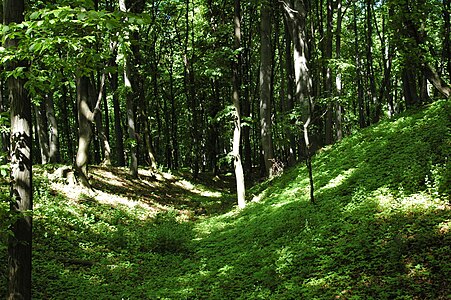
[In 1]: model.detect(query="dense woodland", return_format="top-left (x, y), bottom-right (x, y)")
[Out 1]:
top-left (1, 0), bottom-right (450, 298)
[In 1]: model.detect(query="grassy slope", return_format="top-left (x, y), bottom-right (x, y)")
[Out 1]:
top-left (185, 100), bottom-right (450, 299)
top-left (0, 100), bottom-right (450, 299)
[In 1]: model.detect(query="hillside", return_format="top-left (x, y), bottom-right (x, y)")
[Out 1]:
top-left (1, 100), bottom-right (450, 299)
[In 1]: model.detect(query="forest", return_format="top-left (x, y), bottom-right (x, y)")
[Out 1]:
top-left (1, 0), bottom-right (450, 299)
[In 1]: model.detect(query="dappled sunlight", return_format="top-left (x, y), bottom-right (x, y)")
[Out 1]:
top-left (319, 168), bottom-right (356, 192)
top-left (174, 179), bottom-right (223, 198)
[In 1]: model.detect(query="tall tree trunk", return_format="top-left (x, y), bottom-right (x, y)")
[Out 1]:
top-left (284, 23), bottom-right (296, 166)
top-left (94, 74), bottom-right (111, 165)
top-left (366, 0), bottom-right (379, 123)
top-left (324, 0), bottom-right (334, 145)
top-left (444, 0), bottom-right (451, 82)
top-left (260, 0), bottom-right (274, 177)
top-left (44, 94), bottom-right (60, 163)
top-left (242, 8), bottom-right (254, 173)
top-left (60, 82), bottom-right (74, 163)
top-left (354, 3), bottom-right (365, 128)
top-left (75, 76), bottom-right (93, 187)
top-left (4, 0), bottom-right (33, 298)
top-left (233, 0), bottom-right (246, 208)
top-left (335, 0), bottom-right (344, 140)
top-left (184, 0), bottom-right (200, 178)
top-left (119, 0), bottom-right (138, 177)
top-left (34, 102), bottom-right (49, 164)
top-left (0, 76), bottom-right (8, 152)
top-left (281, 0), bottom-right (315, 204)
top-left (109, 60), bottom-right (125, 166)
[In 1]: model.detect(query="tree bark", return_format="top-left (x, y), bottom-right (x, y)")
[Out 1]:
top-left (353, 3), bottom-right (365, 128)
top-left (119, 0), bottom-right (138, 177)
top-left (233, 0), bottom-right (246, 208)
top-left (94, 74), bottom-right (111, 165)
top-left (60, 81), bottom-right (74, 163)
top-left (260, 0), bottom-right (274, 177)
top-left (324, 0), bottom-right (334, 145)
top-left (444, 0), bottom-right (451, 82)
top-left (366, 0), bottom-right (379, 123)
top-left (4, 0), bottom-right (33, 298)
top-left (75, 76), bottom-right (93, 187)
top-left (422, 62), bottom-right (451, 98)
top-left (45, 94), bottom-right (61, 163)
top-left (109, 59), bottom-right (125, 166)
top-left (34, 102), bottom-right (49, 164)
top-left (281, 0), bottom-right (315, 204)
top-left (335, 0), bottom-right (344, 140)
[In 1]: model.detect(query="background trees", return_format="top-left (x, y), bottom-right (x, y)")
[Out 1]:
top-left (1, 0), bottom-right (449, 186)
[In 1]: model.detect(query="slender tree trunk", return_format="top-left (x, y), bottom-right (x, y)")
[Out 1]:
top-left (366, 0), bottom-right (379, 123)
top-left (119, 0), bottom-right (138, 177)
top-left (94, 74), bottom-right (111, 165)
top-left (109, 60), bottom-right (125, 166)
top-left (324, 0), bottom-right (334, 145)
top-left (335, 0), bottom-right (344, 141)
top-left (242, 10), bottom-right (254, 174)
top-left (5, 0), bottom-right (33, 298)
top-left (284, 23), bottom-right (296, 165)
top-left (444, 0), bottom-right (451, 82)
top-left (34, 102), bottom-right (49, 164)
top-left (0, 76), bottom-right (7, 152)
top-left (260, 0), bottom-right (274, 177)
top-left (44, 94), bottom-right (60, 163)
top-left (354, 3), bottom-right (365, 128)
top-left (61, 82), bottom-right (73, 163)
top-left (233, 0), bottom-right (246, 208)
top-left (183, 0), bottom-right (200, 178)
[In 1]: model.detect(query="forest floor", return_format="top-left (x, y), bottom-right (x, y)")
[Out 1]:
top-left (1, 100), bottom-right (451, 299)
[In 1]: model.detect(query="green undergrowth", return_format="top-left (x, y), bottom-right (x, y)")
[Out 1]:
top-left (1, 100), bottom-right (450, 299)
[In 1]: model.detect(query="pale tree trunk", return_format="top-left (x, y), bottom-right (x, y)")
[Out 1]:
top-left (75, 76), bottom-right (93, 187)
top-left (260, 0), bottom-right (274, 177)
top-left (119, 0), bottom-right (138, 177)
top-left (281, 0), bottom-right (315, 204)
top-left (422, 63), bottom-right (451, 98)
top-left (233, 0), bottom-right (246, 208)
top-left (4, 0), bottom-right (33, 298)
top-left (74, 73), bottom-right (108, 186)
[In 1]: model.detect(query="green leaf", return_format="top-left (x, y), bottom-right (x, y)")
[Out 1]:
top-left (29, 11), bottom-right (40, 20)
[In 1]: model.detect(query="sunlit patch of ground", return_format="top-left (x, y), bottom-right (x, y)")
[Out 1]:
top-left (44, 165), bottom-right (235, 219)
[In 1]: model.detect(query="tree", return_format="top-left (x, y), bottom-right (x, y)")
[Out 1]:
top-left (233, 0), bottom-right (246, 208)
top-left (119, 0), bottom-right (139, 178)
top-left (281, 0), bottom-right (315, 203)
top-left (4, 0), bottom-right (33, 298)
top-left (260, 0), bottom-right (274, 177)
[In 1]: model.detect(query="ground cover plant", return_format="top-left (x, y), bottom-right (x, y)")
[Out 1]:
top-left (1, 100), bottom-right (450, 299)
